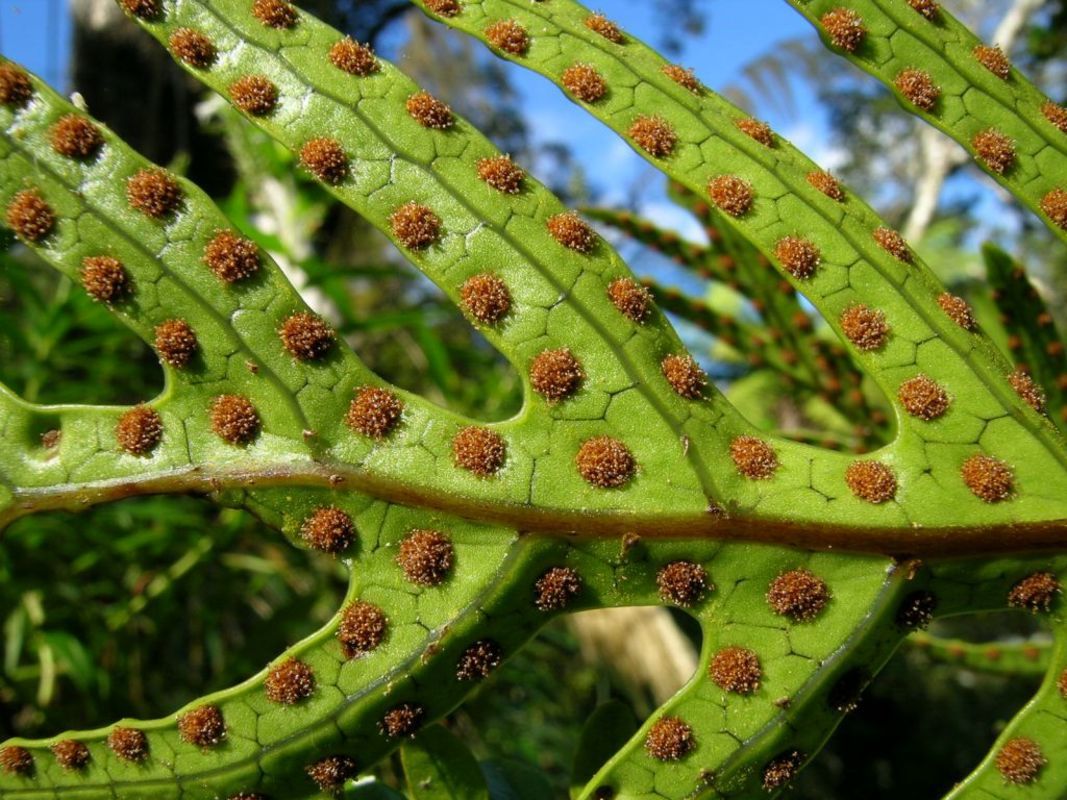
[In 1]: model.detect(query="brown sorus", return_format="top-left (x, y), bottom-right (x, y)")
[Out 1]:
top-left (0, 63), bottom-right (32, 107)
top-left (265, 658), bottom-right (316, 704)
top-left (894, 68), bottom-right (939, 111)
top-left (306, 755), bottom-right (357, 791)
top-left (938, 292), bottom-right (976, 330)
top-left (661, 64), bottom-right (701, 93)
top-left (807, 170), bottom-right (845, 201)
top-left (6, 189), bottom-right (54, 242)
top-left (1008, 572), bottom-right (1061, 613)
top-left (51, 740), bottom-right (90, 771)
top-left (644, 717), bottom-right (694, 761)
top-left (203, 230), bottom-right (259, 282)
top-left (1042, 100), bottom-right (1067, 134)
top-left (485, 19), bottom-right (529, 55)
top-left (657, 560), bottom-right (710, 607)
top-left (456, 639), bottom-right (503, 680)
top-left (907, 0), bottom-right (940, 20)
top-left (252, 0), bottom-right (297, 28)
top-left (170, 28), bottom-right (216, 68)
top-left (477, 155), bottom-right (524, 193)
top-left (995, 738), bottom-right (1045, 784)
top-left (300, 138), bottom-right (348, 184)
top-left (821, 8), bottom-right (866, 52)
top-left (346, 386), bottom-right (403, 439)
top-left (763, 750), bottom-right (805, 790)
top-left (775, 236), bottom-right (820, 279)
top-left (629, 115), bottom-right (677, 158)
top-left (51, 115), bottom-right (103, 159)
top-left (461, 273), bottom-right (511, 324)
top-left (872, 226), bottom-right (911, 261)
top-left (608, 277), bottom-right (652, 322)
top-left (379, 703), bottom-right (425, 738)
top-left (279, 312), bottom-right (334, 360)
top-left (329, 37), bottom-right (378, 76)
top-left (561, 63), bottom-right (607, 103)
top-left (155, 319), bottom-right (198, 368)
top-left (391, 202), bottom-right (441, 249)
top-left (586, 13), bottom-right (624, 43)
top-left (1041, 188), bottom-right (1067, 230)
top-left (961, 454), bottom-right (1014, 502)
top-left (1009, 368), bottom-right (1046, 412)
top-left (845, 460), bottom-right (897, 503)
top-left (972, 128), bottom-right (1015, 174)
top-left (708, 175), bottom-right (754, 217)
top-left (576, 436), bottom-right (635, 488)
top-left (767, 569), bottom-right (830, 621)
top-left (300, 506), bottom-right (355, 554)
top-left (210, 394), bottom-right (260, 445)
top-left (729, 435), bottom-right (778, 479)
top-left (709, 646), bottom-right (761, 694)
top-left (974, 44), bottom-right (1011, 79)
top-left (896, 590), bottom-right (937, 630)
top-left (107, 727), bottom-right (148, 763)
top-left (0, 746), bottom-right (33, 777)
top-left (530, 348), bottom-right (584, 402)
top-left (661, 354), bottom-right (706, 399)
top-left (127, 169), bottom-right (181, 218)
top-left (177, 705), bottom-right (226, 747)
top-left (119, 0), bottom-right (161, 19)
top-left (452, 426), bottom-right (506, 476)
top-left (230, 75), bottom-right (278, 116)
top-left (426, 0), bottom-right (462, 16)
top-left (406, 91), bottom-right (454, 129)
top-left (116, 405), bottom-right (163, 455)
top-left (81, 256), bottom-right (129, 303)
top-left (898, 374), bottom-right (950, 420)
top-left (547, 211), bottom-right (596, 252)
top-left (534, 566), bottom-right (582, 611)
top-left (840, 304), bottom-right (889, 351)
top-left (397, 529), bottom-right (454, 586)
top-left (337, 600), bottom-right (387, 658)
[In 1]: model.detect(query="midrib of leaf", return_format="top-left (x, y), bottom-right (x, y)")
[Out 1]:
top-left (429, 0), bottom-right (1067, 476)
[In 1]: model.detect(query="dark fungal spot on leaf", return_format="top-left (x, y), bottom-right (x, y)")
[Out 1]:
top-left (894, 68), bottom-right (939, 111)
top-left (107, 727), bottom-right (148, 763)
top-left (397, 529), bottom-right (454, 586)
top-left (406, 91), bottom-right (454, 129)
top-left (461, 273), bottom-right (511, 324)
top-left (452, 426), bottom-right (506, 476)
top-left (456, 639), bottom-right (503, 680)
top-left (265, 658), bottom-right (316, 704)
top-left (644, 717), bottom-right (693, 761)
top-left (898, 374), bottom-right (949, 420)
top-left (279, 312), bottom-right (334, 361)
top-left (1008, 367), bottom-right (1046, 412)
top-left (937, 292), bottom-right (976, 330)
top-left (840, 304), bottom-right (889, 351)
top-left (81, 256), bottom-right (129, 303)
top-left (708, 174), bottom-right (753, 217)
top-left (230, 75), bottom-right (278, 116)
top-left (709, 646), bottom-right (761, 694)
top-left (127, 169), bottom-right (182, 218)
top-left (896, 590), bottom-right (937, 630)
top-left (996, 738), bottom-right (1045, 784)
top-left (170, 28), bottom-right (216, 68)
top-left (629, 115), bottom-right (677, 157)
top-left (530, 347), bottom-right (584, 402)
top-left (762, 750), bottom-right (805, 791)
top-left (661, 354), bottom-right (706, 399)
top-left (177, 705), bottom-right (226, 747)
top-left (337, 600), bottom-right (387, 658)
top-left (961, 454), bottom-right (1013, 502)
top-left (300, 507), bottom-right (354, 555)
top-left (607, 277), bottom-right (652, 322)
top-left (656, 561), bottom-right (710, 607)
top-left (119, 0), bottom-right (161, 19)
top-left (329, 37), bottom-right (378, 76)
top-left (561, 63), bottom-right (607, 103)
top-left (154, 319), bottom-right (198, 368)
top-left (6, 189), bottom-right (55, 242)
top-left (767, 569), bottom-right (830, 622)
top-left (845, 460), bottom-right (896, 503)
top-left (391, 202), bottom-right (441, 249)
top-left (661, 64), bottom-right (701, 93)
top-left (1008, 572), bottom-right (1061, 613)
top-left (972, 128), bottom-right (1015, 174)
top-left (477, 155), bottom-right (524, 193)
top-left (806, 170), bottom-right (844, 201)
top-left (252, 0), bottom-right (297, 28)
top-left (306, 755), bottom-right (357, 791)
top-left (576, 436), bottom-right (635, 488)
top-left (534, 566), bottom-right (582, 611)
top-left (974, 44), bottom-right (1011, 79)
top-left (379, 703), bottom-right (425, 738)
top-left (485, 19), bottom-right (529, 56)
top-left (547, 211), bottom-right (596, 252)
top-left (116, 405), bottom-right (163, 456)
top-left (51, 740), bottom-right (90, 771)
top-left (0, 63), bottom-right (32, 107)
top-left (820, 8), bottom-right (865, 52)
top-left (299, 138), bottom-right (348, 184)
top-left (729, 435), bottom-right (778, 479)
top-left (203, 230), bottom-right (259, 283)
top-left (774, 236), bottom-right (820, 279)
top-left (210, 394), bottom-right (260, 445)
top-left (1041, 188), bottom-right (1067, 230)
top-left (346, 386), bottom-right (403, 439)
top-left (51, 114), bottom-right (103, 159)
top-left (0, 746), bottom-right (33, 777)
